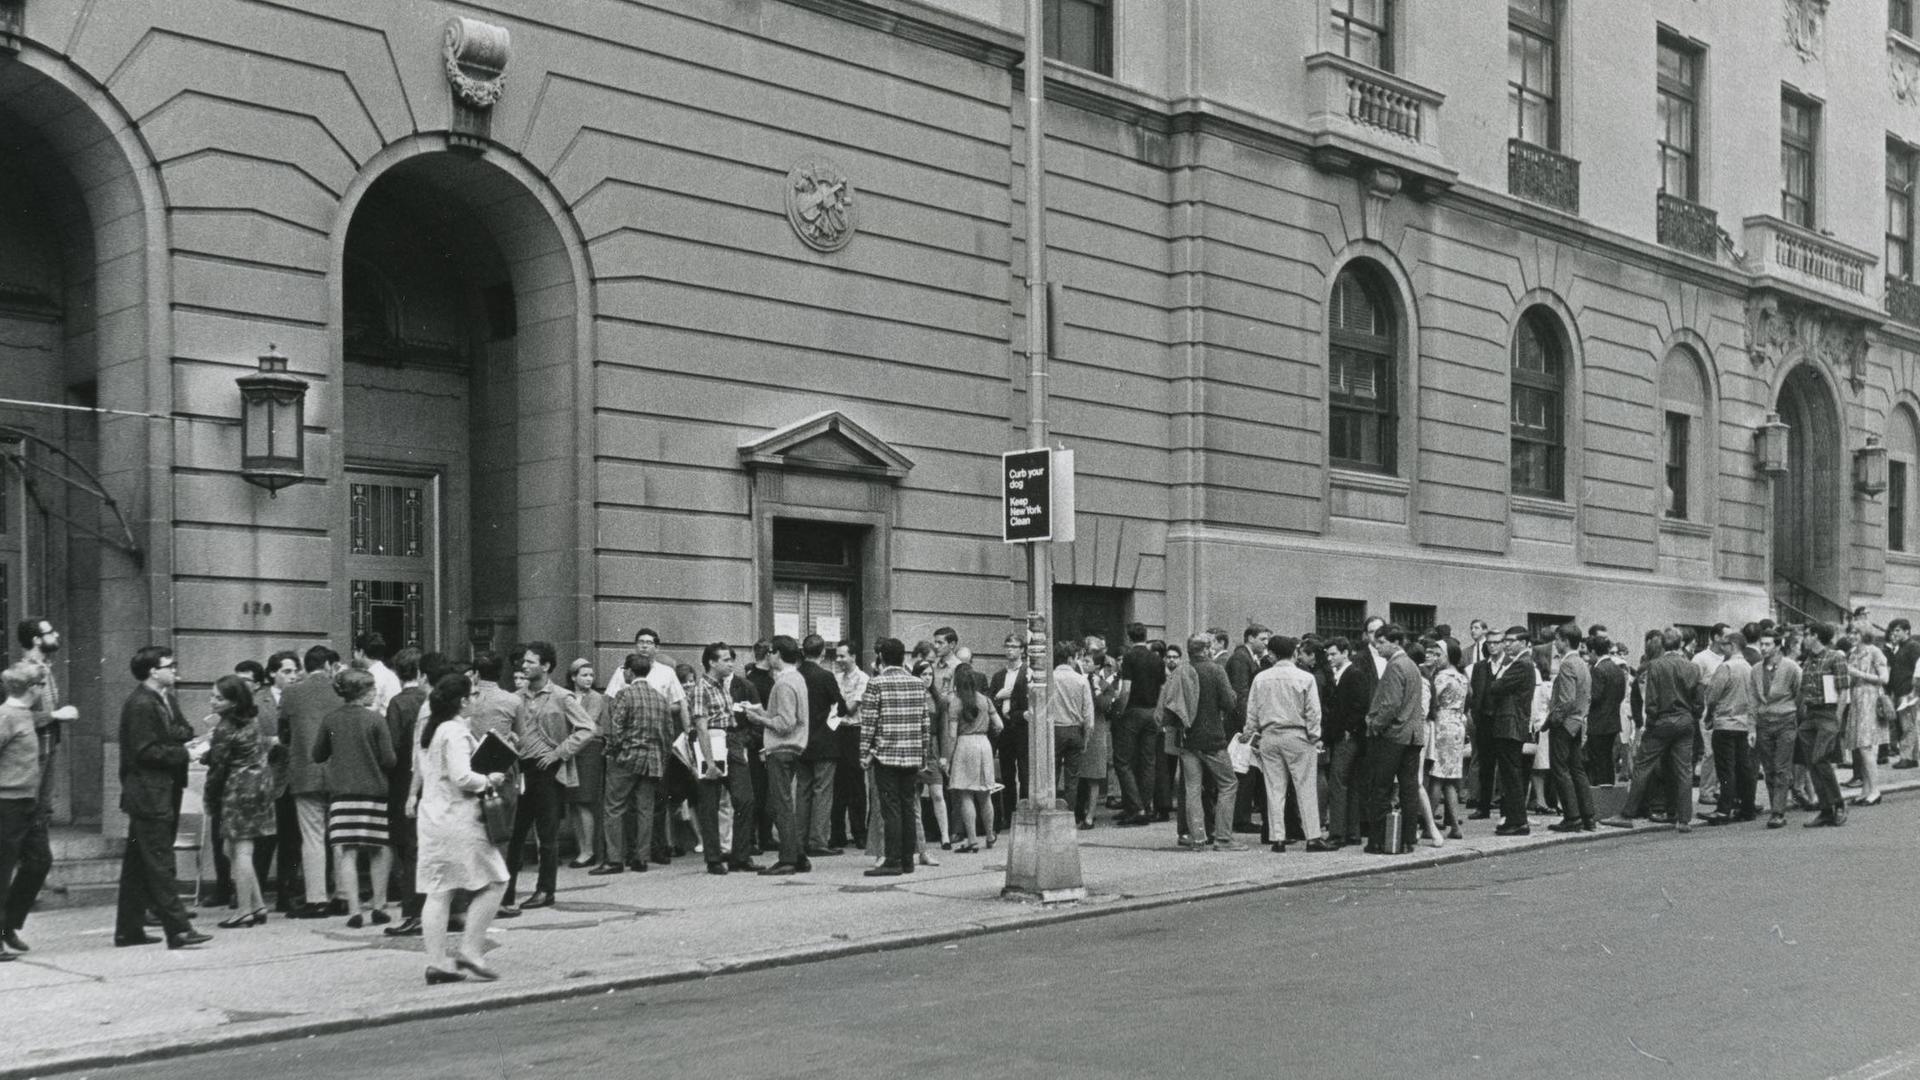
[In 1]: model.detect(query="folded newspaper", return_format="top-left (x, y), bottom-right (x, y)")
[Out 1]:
top-left (671, 729), bottom-right (728, 776)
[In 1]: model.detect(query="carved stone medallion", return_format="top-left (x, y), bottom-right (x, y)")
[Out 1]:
top-left (1783, 0), bottom-right (1828, 62)
top-left (786, 158), bottom-right (855, 253)
top-left (1894, 40), bottom-right (1920, 106)
top-left (1745, 293), bottom-right (1869, 392)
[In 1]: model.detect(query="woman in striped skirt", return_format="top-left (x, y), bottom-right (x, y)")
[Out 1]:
top-left (313, 666), bottom-right (398, 928)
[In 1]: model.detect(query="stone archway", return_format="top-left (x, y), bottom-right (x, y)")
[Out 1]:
top-left (331, 143), bottom-right (593, 661)
top-left (1774, 362), bottom-right (1847, 615)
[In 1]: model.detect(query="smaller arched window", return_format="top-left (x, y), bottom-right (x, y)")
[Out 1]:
top-left (1328, 266), bottom-right (1397, 474)
top-left (1658, 347), bottom-right (1708, 521)
top-left (1510, 308), bottom-right (1566, 500)
top-left (1890, 405), bottom-right (1919, 553)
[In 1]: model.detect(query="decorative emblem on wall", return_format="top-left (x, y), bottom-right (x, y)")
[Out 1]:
top-left (444, 17), bottom-right (510, 108)
top-left (786, 158), bottom-right (855, 252)
top-left (1894, 39), bottom-right (1920, 106)
top-left (1783, 0), bottom-right (1828, 62)
top-left (1744, 293), bottom-right (1869, 392)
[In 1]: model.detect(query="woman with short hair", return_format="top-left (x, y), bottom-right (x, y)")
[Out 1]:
top-left (312, 667), bottom-right (396, 928)
top-left (413, 674), bottom-right (510, 984)
top-left (565, 660), bottom-right (608, 868)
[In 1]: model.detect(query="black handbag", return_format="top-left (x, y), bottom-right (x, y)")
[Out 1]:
top-left (478, 789), bottom-right (515, 846)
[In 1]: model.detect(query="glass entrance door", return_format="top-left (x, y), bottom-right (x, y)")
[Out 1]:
top-left (344, 468), bottom-right (439, 651)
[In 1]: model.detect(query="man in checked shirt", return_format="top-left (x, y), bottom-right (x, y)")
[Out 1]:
top-left (688, 643), bottom-right (761, 875)
top-left (861, 637), bottom-right (932, 878)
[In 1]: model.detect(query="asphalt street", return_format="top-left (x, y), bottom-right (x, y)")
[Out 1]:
top-left (78, 794), bottom-right (1920, 1080)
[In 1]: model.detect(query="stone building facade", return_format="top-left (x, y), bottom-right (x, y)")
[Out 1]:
top-left (1, 0), bottom-right (1917, 829)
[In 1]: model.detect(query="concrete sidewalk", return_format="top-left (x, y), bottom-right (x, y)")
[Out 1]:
top-left (3, 771), bottom-right (1907, 1079)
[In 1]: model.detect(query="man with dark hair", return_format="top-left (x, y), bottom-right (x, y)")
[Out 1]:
top-left (1113, 621), bottom-right (1164, 826)
top-left (1362, 625), bottom-right (1426, 852)
top-left (743, 635), bottom-right (810, 874)
top-left (382, 647), bottom-right (427, 935)
top-left (745, 639), bottom-right (775, 852)
top-left (1244, 635), bottom-right (1329, 852)
top-left (258, 650), bottom-right (300, 910)
top-left (113, 647), bottom-right (209, 949)
top-left (861, 637), bottom-right (930, 877)
top-left (281, 645), bottom-right (343, 918)
top-left (1224, 625), bottom-right (1270, 834)
top-left (9, 617), bottom-right (69, 948)
top-left (1171, 633), bottom-right (1240, 850)
top-left (353, 631), bottom-right (400, 714)
top-left (795, 634), bottom-right (846, 857)
top-left (1545, 624), bottom-right (1595, 833)
top-left (1748, 627), bottom-right (1802, 827)
top-left (1477, 626), bottom-right (1539, 835)
top-left (1795, 620), bottom-right (1851, 829)
top-left (598, 650), bottom-right (678, 876)
top-left (689, 643), bottom-right (760, 874)
top-left (989, 633), bottom-right (1030, 835)
top-left (505, 640), bottom-right (595, 910)
top-left (1321, 636), bottom-right (1369, 847)
top-left (1586, 634), bottom-right (1626, 786)
top-left (1886, 618), bottom-right (1920, 769)
top-left (1602, 629), bottom-right (1704, 831)
top-left (1704, 631), bottom-right (1755, 825)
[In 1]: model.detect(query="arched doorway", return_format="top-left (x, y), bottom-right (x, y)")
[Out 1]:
top-left (0, 52), bottom-right (160, 827)
top-left (334, 148), bottom-right (588, 660)
top-left (1774, 363), bottom-right (1848, 616)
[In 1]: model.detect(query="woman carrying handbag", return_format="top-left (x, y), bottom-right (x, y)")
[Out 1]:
top-left (410, 674), bottom-right (511, 985)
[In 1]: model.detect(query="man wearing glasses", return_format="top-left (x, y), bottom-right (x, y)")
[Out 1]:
top-left (113, 647), bottom-right (210, 949)
top-left (1477, 626), bottom-right (1539, 835)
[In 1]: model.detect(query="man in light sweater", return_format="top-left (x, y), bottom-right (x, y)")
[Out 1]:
top-left (1747, 628), bottom-right (1801, 829)
top-left (742, 635), bottom-right (810, 875)
top-left (1243, 636), bottom-right (1333, 853)
top-left (1705, 631), bottom-right (1755, 824)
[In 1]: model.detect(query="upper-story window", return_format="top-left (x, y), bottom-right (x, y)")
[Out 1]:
top-left (1890, 140), bottom-right (1915, 280)
top-left (1781, 89), bottom-right (1819, 228)
top-left (1891, 405), bottom-right (1918, 553)
top-left (1508, 0), bottom-right (1558, 147)
top-left (1045, 0), bottom-right (1112, 76)
top-left (1331, 0), bottom-right (1393, 71)
top-left (1511, 308), bottom-right (1566, 501)
top-left (1328, 265), bottom-right (1397, 475)
top-left (1895, 0), bottom-right (1914, 37)
top-left (1657, 34), bottom-right (1701, 201)
top-left (1659, 347), bottom-right (1709, 522)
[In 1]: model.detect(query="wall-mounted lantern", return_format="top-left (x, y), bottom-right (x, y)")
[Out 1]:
top-left (1755, 412), bottom-right (1790, 475)
top-left (1855, 433), bottom-right (1889, 497)
top-left (237, 344), bottom-right (309, 496)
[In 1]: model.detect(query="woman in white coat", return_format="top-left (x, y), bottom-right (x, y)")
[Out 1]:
top-left (410, 674), bottom-right (510, 984)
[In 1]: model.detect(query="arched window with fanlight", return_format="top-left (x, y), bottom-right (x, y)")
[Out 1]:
top-left (1328, 266), bottom-right (1397, 474)
top-left (1510, 308), bottom-right (1566, 500)
top-left (1890, 404), bottom-right (1919, 553)
top-left (1658, 346), bottom-right (1710, 521)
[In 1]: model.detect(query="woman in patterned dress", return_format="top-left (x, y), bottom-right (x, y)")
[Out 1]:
top-left (1845, 632), bottom-right (1889, 806)
top-left (204, 674), bottom-right (278, 928)
top-left (1427, 640), bottom-right (1470, 840)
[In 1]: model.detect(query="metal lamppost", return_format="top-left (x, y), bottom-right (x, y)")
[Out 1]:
top-left (1003, 0), bottom-right (1085, 904)
top-left (237, 344), bottom-right (310, 495)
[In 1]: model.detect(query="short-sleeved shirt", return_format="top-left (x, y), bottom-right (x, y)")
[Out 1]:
top-left (1121, 645), bottom-right (1165, 711)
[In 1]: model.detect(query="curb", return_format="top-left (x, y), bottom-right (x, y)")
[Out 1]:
top-left (5, 820), bottom-right (1673, 1080)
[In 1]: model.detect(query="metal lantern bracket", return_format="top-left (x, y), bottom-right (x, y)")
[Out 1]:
top-left (0, 425), bottom-right (144, 566)
top-left (1855, 434), bottom-right (1889, 497)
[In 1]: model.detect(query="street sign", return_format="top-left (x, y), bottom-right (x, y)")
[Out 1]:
top-left (1003, 448), bottom-right (1051, 542)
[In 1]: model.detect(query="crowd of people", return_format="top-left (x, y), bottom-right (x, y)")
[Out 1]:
top-left (0, 604), bottom-right (1909, 978)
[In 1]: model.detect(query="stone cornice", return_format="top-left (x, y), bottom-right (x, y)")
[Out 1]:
top-left (777, 0), bottom-right (1022, 68)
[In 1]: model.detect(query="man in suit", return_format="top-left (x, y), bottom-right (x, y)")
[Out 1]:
top-left (1224, 625), bottom-right (1269, 833)
top-left (113, 646), bottom-right (210, 949)
top-left (989, 633), bottom-right (1029, 833)
top-left (280, 645), bottom-right (343, 918)
top-left (1482, 626), bottom-right (1540, 835)
top-left (1545, 624), bottom-right (1595, 832)
top-left (1321, 637), bottom-right (1371, 847)
top-left (1362, 625), bottom-right (1426, 853)
top-left (1466, 637), bottom-right (1502, 818)
top-left (795, 634), bottom-right (846, 856)
top-left (1586, 634), bottom-right (1627, 786)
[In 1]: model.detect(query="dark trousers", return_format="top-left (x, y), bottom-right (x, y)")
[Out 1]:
top-left (1490, 737), bottom-right (1529, 828)
top-left (1797, 710), bottom-right (1844, 810)
top-left (763, 750), bottom-right (806, 867)
top-left (0, 798), bottom-right (51, 933)
top-left (1711, 731), bottom-right (1757, 818)
top-left (1325, 737), bottom-right (1365, 840)
top-left (1054, 726), bottom-right (1086, 800)
top-left (695, 739), bottom-right (757, 869)
top-left (1154, 735), bottom-right (1177, 814)
top-left (829, 754), bottom-right (867, 847)
top-left (1366, 742), bottom-right (1422, 848)
top-left (1548, 726), bottom-right (1594, 823)
top-left (1586, 731), bottom-right (1619, 786)
top-left (116, 811), bottom-right (192, 938)
top-left (795, 758), bottom-right (834, 851)
top-left (505, 763), bottom-right (562, 902)
top-left (749, 745), bottom-right (774, 849)
top-left (602, 762), bottom-right (662, 867)
top-left (1113, 707), bottom-right (1159, 815)
top-left (274, 792), bottom-right (301, 903)
top-left (995, 721), bottom-right (1028, 828)
top-left (209, 811), bottom-right (232, 903)
top-left (1622, 717), bottom-right (1696, 819)
top-left (1755, 716), bottom-right (1798, 815)
top-left (1232, 763), bottom-right (1264, 829)
top-left (873, 763), bottom-right (917, 872)
top-left (387, 803), bottom-right (421, 918)
top-left (1472, 726), bottom-right (1499, 810)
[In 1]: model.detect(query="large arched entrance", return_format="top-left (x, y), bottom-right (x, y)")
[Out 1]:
top-left (0, 50), bottom-right (162, 827)
top-left (1774, 363), bottom-right (1848, 617)
top-left (333, 147), bottom-right (590, 659)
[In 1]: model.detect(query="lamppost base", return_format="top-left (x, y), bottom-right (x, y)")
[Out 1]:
top-left (1001, 799), bottom-right (1085, 903)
